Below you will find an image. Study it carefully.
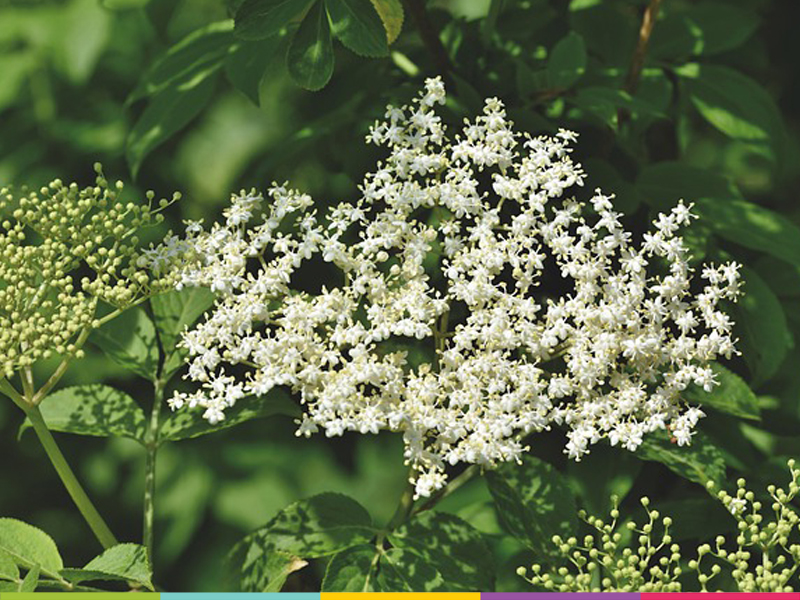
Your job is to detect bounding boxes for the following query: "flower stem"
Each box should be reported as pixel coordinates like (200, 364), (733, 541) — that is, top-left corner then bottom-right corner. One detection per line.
(410, 464), (479, 517)
(25, 403), (118, 549)
(142, 376), (165, 566)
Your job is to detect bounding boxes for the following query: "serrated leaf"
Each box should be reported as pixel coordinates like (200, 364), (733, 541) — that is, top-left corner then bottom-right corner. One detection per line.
(225, 36), (283, 104)
(378, 547), (446, 591)
(60, 544), (153, 590)
(321, 544), (379, 592)
(235, 0), (315, 40)
(233, 492), (375, 569)
(89, 308), (159, 380)
(547, 31), (585, 89)
(685, 363), (759, 421)
(388, 511), (495, 591)
(327, 0), (389, 57)
(636, 430), (726, 488)
(126, 74), (217, 177)
(287, 0), (334, 91)
(370, 0), (402, 44)
(19, 564), (39, 592)
(0, 549), (19, 582)
(734, 267), (793, 387)
(0, 519), (63, 577)
(129, 21), (233, 102)
(229, 543), (307, 592)
(159, 389), (301, 442)
(151, 287), (215, 373)
(486, 455), (577, 560)
(679, 64), (784, 146)
(21, 384), (146, 443)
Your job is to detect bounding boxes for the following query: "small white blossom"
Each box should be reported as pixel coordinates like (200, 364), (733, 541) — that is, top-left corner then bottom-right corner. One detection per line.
(160, 79), (741, 498)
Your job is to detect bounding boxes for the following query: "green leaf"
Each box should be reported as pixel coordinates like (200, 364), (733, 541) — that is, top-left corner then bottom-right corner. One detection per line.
(59, 544), (153, 590)
(486, 455), (577, 559)
(321, 544), (379, 592)
(734, 267), (794, 387)
(547, 32), (586, 89)
(129, 21), (233, 102)
(679, 64), (784, 146)
(89, 308), (159, 381)
(0, 519), (63, 577)
(0, 549), (19, 581)
(327, 0), (389, 57)
(126, 74), (217, 177)
(572, 86), (662, 130)
(637, 162), (800, 270)
(55, 0), (111, 85)
(22, 384), (146, 443)
(650, 2), (758, 60)
(225, 36), (283, 105)
(234, 493), (375, 567)
(159, 389), (301, 442)
(693, 197), (800, 270)
(685, 363), (760, 421)
(636, 430), (726, 488)
(369, 0), (403, 44)
(377, 547), (446, 591)
(566, 445), (642, 516)
(151, 287), (215, 373)
(388, 511), (495, 591)
(287, 0), (334, 91)
(229, 544), (307, 592)
(0, 52), (35, 113)
(637, 161), (742, 210)
(235, 0), (316, 40)
(19, 564), (39, 592)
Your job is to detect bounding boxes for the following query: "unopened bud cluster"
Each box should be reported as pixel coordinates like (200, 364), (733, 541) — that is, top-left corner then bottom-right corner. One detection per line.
(520, 460), (800, 591)
(0, 165), (178, 377)
(158, 79), (741, 497)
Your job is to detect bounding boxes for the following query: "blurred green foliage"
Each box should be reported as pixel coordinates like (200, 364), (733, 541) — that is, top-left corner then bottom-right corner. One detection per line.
(2, 0), (800, 592)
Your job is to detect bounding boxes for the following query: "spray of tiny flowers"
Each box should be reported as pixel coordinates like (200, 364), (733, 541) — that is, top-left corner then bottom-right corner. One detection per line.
(152, 78), (741, 498)
(518, 460), (800, 592)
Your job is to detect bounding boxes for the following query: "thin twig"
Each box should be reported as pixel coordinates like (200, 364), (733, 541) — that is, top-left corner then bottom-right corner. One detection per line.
(402, 0), (454, 84)
(624, 0), (664, 94)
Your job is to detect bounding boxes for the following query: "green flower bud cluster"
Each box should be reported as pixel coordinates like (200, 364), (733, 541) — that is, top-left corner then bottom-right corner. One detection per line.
(0, 164), (179, 378)
(519, 459), (800, 592)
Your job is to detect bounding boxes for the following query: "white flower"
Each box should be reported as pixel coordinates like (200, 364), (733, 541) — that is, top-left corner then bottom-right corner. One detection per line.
(162, 78), (742, 498)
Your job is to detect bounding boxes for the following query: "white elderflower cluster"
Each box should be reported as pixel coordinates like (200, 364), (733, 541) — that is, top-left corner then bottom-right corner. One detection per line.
(162, 78), (740, 498)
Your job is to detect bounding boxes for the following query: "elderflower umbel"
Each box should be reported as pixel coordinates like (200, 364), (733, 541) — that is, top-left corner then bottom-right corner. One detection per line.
(0, 165), (179, 378)
(163, 78), (741, 498)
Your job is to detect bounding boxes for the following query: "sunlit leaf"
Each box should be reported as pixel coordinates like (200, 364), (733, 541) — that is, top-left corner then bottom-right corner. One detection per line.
(370, 0), (403, 44)
(486, 455), (577, 560)
(22, 385), (146, 443)
(0, 519), (63, 577)
(129, 21), (233, 102)
(89, 308), (159, 380)
(159, 390), (300, 442)
(636, 430), (726, 488)
(126, 73), (217, 177)
(327, 0), (389, 57)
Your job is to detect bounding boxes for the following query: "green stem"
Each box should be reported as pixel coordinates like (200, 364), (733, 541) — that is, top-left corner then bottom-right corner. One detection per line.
(385, 476), (416, 532)
(410, 464), (479, 518)
(25, 404), (118, 549)
(143, 377), (165, 566)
